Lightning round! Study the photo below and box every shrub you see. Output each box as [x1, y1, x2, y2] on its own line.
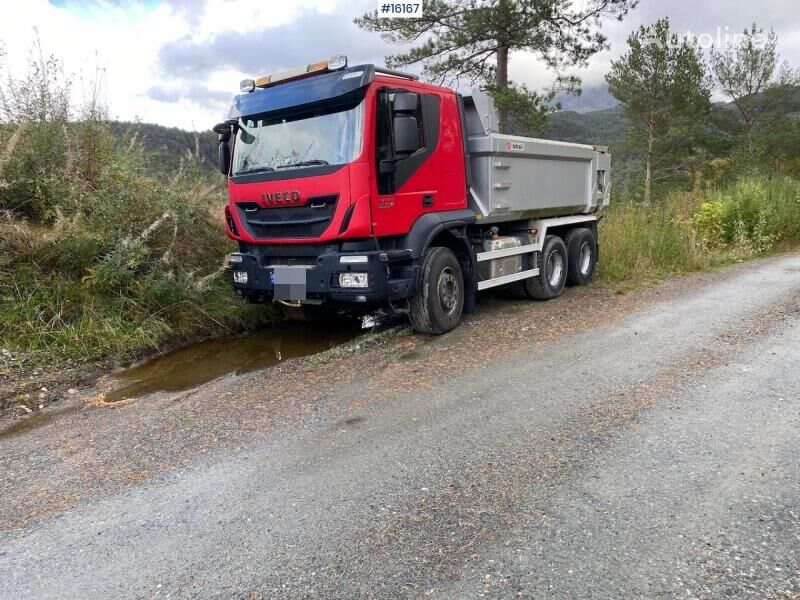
[599, 175, 800, 284]
[0, 62, 274, 362]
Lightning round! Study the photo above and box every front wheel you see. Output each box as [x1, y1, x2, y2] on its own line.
[409, 247, 464, 334]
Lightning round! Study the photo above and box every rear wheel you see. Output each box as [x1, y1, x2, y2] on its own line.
[518, 235, 568, 300]
[409, 247, 464, 334]
[565, 227, 597, 286]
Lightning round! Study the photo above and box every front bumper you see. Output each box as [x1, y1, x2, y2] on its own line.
[229, 248, 415, 305]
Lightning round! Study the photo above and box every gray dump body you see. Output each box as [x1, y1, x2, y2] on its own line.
[464, 91, 611, 224]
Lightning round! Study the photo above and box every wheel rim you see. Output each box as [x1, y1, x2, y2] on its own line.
[579, 242, 592, 275]
[547, 250, 564, 287]
[437, 267, 459, 316]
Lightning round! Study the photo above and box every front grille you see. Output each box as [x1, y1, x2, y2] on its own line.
[236, 194, 338, 239]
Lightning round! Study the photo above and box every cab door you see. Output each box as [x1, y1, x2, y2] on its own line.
[372, 88, 441, 237]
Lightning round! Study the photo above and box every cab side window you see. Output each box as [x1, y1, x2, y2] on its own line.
[376, 91, 394, 194]
[376, 90, 439, 195]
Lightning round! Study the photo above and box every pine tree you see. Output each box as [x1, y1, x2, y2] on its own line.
[357, 0, 636, 134]
[711, 24, 800, 132]
[606, 18, 711, 204]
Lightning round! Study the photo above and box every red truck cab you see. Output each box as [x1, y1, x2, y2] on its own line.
[215, 57, 477, 330]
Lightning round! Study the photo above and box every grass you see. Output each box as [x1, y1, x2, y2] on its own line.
[597, 175, 800, 285]
[0, 119, 276, 371]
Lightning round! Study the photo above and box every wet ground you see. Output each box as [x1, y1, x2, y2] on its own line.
[0, 254, 798, 599]
[103, 321, 358, 402]
[0, 405, 82, 440]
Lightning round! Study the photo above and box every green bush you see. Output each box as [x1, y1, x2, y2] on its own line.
[599, 175, 800, 284]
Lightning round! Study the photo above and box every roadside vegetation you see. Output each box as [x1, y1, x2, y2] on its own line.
[597, 21, 800, 284]
[0, 40, 272, 389]
[598, 175, 800, 283]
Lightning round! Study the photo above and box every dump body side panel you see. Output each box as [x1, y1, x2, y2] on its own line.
[468, 134, 608, 223]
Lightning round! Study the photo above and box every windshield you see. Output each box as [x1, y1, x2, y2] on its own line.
[232, 94, 365, 176]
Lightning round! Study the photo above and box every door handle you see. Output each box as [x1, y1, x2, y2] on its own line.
[422, 194, 434, 207]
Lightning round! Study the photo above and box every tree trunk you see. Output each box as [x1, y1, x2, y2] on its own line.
[644, 124, 654, 205]
[496, 45, 509, 132]
[744, 109, 755, 130]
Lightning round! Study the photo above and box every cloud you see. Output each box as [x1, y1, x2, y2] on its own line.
[145, 82, 231, 109]
[155, 0, 389, 82]
[145, 0, 394, 118]
[3, 0, 799, 129]
[511, 0, 800, 93]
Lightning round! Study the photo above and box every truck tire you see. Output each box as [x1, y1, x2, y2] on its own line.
[520, 235, 568, 300]
[409, 247, 464, 334]
[564, 227, 597, 286]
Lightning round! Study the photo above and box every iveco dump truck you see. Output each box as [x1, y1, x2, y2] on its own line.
[213, 55, 610, 334]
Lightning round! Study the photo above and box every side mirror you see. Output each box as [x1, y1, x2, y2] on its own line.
[378, 159, 396, 175]
[212, 122, 231, 140]
[393, 92, 418, 113]
[213, 122, 234, 175]
[391, 92, 420, 157]
[218, 142, 231, 175]
[393, 115, 419, 156]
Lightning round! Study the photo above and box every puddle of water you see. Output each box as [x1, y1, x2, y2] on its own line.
[0, 412, 56, 440]
[105, 321, 358, 402]
[0, 405, 82, 441]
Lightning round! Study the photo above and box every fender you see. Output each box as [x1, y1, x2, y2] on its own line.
[400, 209, 477, 259]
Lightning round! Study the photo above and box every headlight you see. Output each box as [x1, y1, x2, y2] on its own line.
[338, 272, 369, 288]
[233, 271, 248, 284]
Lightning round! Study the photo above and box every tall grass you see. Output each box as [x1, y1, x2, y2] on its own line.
[598, 175, 800, 284]
[0, 125, 273, 362]
[0, 42, 274, 365]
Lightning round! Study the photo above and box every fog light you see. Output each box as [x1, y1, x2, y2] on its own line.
[233, 271, 248, 284]
[229, 254, 243, 264]
[339, 272, 369, 288]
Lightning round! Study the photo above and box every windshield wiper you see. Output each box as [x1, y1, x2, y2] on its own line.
[276, 159, 330, 169]
[239, 166, 275, 175]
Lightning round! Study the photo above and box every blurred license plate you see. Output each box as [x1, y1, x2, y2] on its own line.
[272, 266, 306, 300]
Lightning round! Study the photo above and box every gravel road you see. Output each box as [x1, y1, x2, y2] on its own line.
[1, 253, 799, 599]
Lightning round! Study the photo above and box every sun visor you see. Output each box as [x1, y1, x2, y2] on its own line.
[228, 65, 375, 119]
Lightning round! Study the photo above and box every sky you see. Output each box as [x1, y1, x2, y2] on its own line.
[1, 0, 798, 130]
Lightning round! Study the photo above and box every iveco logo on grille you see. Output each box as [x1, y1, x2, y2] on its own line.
[262, 190, 302, 206]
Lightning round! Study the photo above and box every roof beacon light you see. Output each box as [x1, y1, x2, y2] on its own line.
[251, 55, 349, 89]
[328, 55, 347, 70]
[240, 79, 255, 93]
